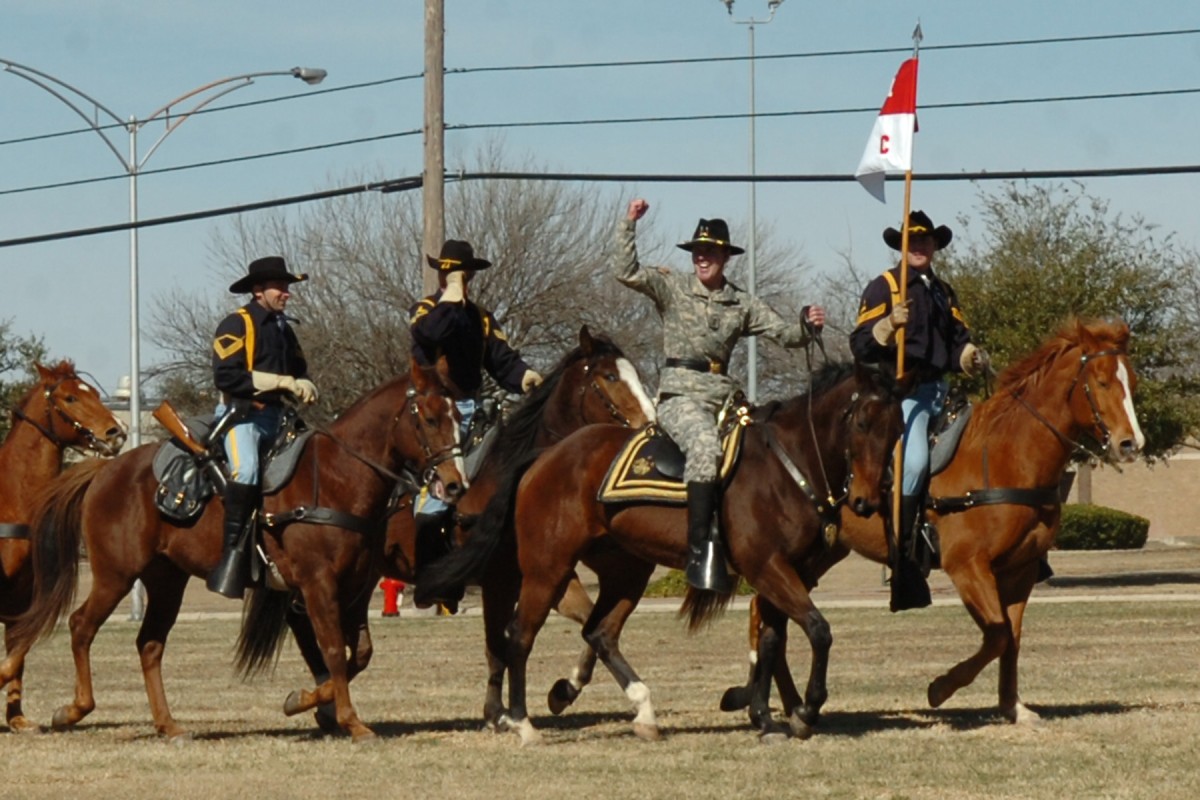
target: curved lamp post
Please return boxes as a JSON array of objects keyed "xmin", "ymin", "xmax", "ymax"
[
  {"xmin": 720, "ymin": 0, "xmax": 785, "ymax": 402},
  {"xmin": 0, "ymin": 59, "xmax": 327, "ymax": 447}
]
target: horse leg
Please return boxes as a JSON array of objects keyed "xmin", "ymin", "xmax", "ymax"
[
  {"xmin": 752, "ymin": 556, "xmax": 832, "ymax": 738},
  {"xmin": 51, "ymin": 578, "xmax": 129, "ymax": 731},
  {"xmin": 505, "ymin": 569, "xmax": 571, "ymax": 746},
  {"xmin": 719, "ymin": 594, "xmax": 762, "ymax": 713},
  {"xmin": 928, "ymin": 556, "xmax": 1013, "ymax": 711},
  {"xmin": 3, "ymin": 625, "xmax": 39, "ymax": 734},
  {"xmin": 283, "ymin": 606, "xmax": 339, "ymax": 733},
  {"xmin": 998, "ymin": 563, "xmax": 1040, "ymax": 725},
  {"xmin": 135, "ymin": 562, "xmax": 191, "ymax": 740},
  {"xmin": 478, "ymin": 566, "xmax": 521, "ymax": 730},
  {"xmin": 296, "ymin": 575, "xmax": 374, "ymax": 742},
  {"xmin": 547, "ymin": 571, "xmax": 599, "ymax": 716},
  {"xmin": 579, "ymin": 560, "xmax": 658, "ymax": 741}
]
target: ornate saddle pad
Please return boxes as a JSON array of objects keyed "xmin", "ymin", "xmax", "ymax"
[
  {"xmin": 598, "ymin": 420, "xmax": 748, "ymax": 506},
  {"xmin": 928, "ymin": 403, "xmax": 973, "ymax": 478},
  {"xmin": 151, "ymin": 415, "xmax": 314, "ymax": 523}
]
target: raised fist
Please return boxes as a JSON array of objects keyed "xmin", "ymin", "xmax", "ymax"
[{"xmin": 627, "ymin": 198, "xmax": 650, "ymax": 221}]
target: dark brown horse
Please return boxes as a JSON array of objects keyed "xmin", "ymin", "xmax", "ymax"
[
  {"xmin": 722, "ymin": 318, "xmax": 1145, "ymax": 734},
  {"xmin": 416, "ymin": 361, "xmax": 905, "ymax": 743},
  {"xmin": 280, "ymin": 326, "xmax": 656, "ymax": 730},
  {"xmin": 0, "ymin": 362, "xmax": 126, "ymax": 732},
  {"xmin": 3, "ymin": 362, "xmax": 463, "ymax": 741}
]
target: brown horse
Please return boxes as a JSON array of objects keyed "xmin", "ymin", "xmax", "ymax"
[
  {"xmin": 415, "ymin": 361, "xmax": 905, "ymax": 743},
  {"xmin": 0, "ymin": 362, "xmax": 126, "ymax": 732},
  {"xmin": 722, "ymin": 318, "xmax": 1145, "ymax": 733},
  {"xmin": 280, "ymin": 326, "xmax": 656, "ymax": 730},
  {"xmin": 3, "ymin": 362, "xmax": 463, "ymax": 741}
]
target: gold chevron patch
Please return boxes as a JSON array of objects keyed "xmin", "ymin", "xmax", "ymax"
[{"xmin": 213, "ymin": 334, "xmax": 245, "ymax": 360}]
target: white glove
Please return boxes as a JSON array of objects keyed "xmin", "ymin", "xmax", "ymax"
[
  {"xmin": 292, "ymin": 378, "xmax": 319, "ymax": 405},
  {"xmin": 440, "ymin": 270, "xmax": 465, "ymax": 304},
  {"xmin": 871, "ymin": 301, "xmax": 911, "ymax": 346},
  {"xmin": 960, "ymin": 343, "xmax": 987, "ymax": 377},
  {"xmin": 521, "ymin": 369, "xmax": 543, "ymax": 393}
]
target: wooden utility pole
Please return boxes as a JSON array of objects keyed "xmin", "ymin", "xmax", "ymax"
[{"xmin": 422, "ymin": 0, "xmax": 446, "ymax": 296}]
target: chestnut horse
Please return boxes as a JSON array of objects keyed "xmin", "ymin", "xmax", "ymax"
[
  {"xmin": 0, "ymin": 362, "xmax": 126, "ymax": 732},
  {"xmin": 416, "ymin": 361, "xmax": 904, "ymax": 743},
  {"xmin": 280, "ymin": 326, "xmax": 656, "ymax": 730},
  {"xmin": 722, "ymin": 318, "xmax": 1145, "ymax": 734},
  {"xmin": 4, "ymin": 363, "xmax": 463, "ymax": 741}
]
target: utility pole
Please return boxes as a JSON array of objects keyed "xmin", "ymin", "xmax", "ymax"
[{"xmin": 423, "ymin": 0, "xmax": 446, "ymax": 295}]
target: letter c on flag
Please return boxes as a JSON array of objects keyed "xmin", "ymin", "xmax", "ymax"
[{"xmin": 879, "ymin": 134, "xmax": 890, "ymax": 155}]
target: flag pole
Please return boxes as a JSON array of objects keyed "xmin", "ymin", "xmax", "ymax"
[{"xmin": 892, "ymin": 22, "xmax": 922, "ymax": 569}]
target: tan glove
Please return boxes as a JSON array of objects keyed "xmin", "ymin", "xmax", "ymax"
[
  {"xmin": 871, "ymin": 301, "xmax": 910, "ymax": 346},
  {"xmin": 251, "ymin": 372, "xmax": 318, "ymax": 404},
  {"xmin": 440, "ymin": 270, "xmax": 465, "ymax": 304},
  {"xmin": 960, "ymin": 343, "xmax": 987, "ymax": 377},
  {"xmin": 520, "ymin": 369, "xmax": 543, "ymax": 394}
]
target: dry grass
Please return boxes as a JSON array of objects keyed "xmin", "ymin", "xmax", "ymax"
[{"xmin": 4, "ymin": 592, "xmax": 1199, "ymax": 800}]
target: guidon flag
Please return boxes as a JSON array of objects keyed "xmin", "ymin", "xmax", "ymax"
[{"xmin": 854, "ymin": 58, "xmax": 919, "ymax": 203}]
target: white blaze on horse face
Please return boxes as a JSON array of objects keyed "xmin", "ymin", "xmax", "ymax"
[
  {"xmin": 1116, "ymin": 361, "xmax": 1146, "ymax": 452},
  {"xmin": 617, "ymin": 358, "xmax": 657, "ymax": 423}
]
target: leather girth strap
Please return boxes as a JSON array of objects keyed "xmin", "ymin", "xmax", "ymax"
[
  {"xmin": 928, "ymin": 486, "xmax": 1060, "ymax": 514},
  {"xmin": 261, "ymin": 506, "xmax": 378, "ymax": 535}
]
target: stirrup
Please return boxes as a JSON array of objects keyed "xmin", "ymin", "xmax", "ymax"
[{"xmin": 686, "ymin": 541, "xmax": 734, "ymax": 593}]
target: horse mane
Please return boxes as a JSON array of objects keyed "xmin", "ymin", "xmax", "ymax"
[
  {"xmin": 754, "ymin": 361, "xmax": 857, "ymax": 422},
  {"xmin": 995, "ymin": 317, "xmax": 1129, "ymax": 394},
  {"xmin": 9, "ymin": 360, "xmax": 80, "ymax": 425},
  {"xmin": 483, "ymin": 331, "xmax": 626, "ymax": 477}
]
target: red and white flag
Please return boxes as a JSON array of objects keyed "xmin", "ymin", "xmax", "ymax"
[{"xmin": 854, "ymin": 58, "xmax": 919, "ymax": 203}]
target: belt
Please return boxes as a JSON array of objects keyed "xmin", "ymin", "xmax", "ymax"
[{"xmin": 665, "ymin": 357, "xmax": 726, "ymax": 375}]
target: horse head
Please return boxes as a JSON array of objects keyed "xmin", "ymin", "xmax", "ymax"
[
  {"xmin": 844, "ymin": 361, "xmax": 907, "ymax": 516},
  {"xmin": 405, "ymin": 358, "xmax": 467, "ymax": 503},
  {"xmin": 563, "ymin": 325, "xmax": 656, "ymax": 429},
  {"xmin": 18, "ymin": 362, "xmax": 127, "ymax": 456},
  {"xmin": 1066, "ymin": 319, "xmax": 1145, "ymax": 463}
]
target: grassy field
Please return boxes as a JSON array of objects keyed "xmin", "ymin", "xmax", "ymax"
[{"xmin": 4, "ymin": 588, "xmax": 1199, "ymax": 800}]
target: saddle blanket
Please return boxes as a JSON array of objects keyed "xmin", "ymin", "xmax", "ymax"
[{"xmin": 597, "ymin": 422, "xmax": 747, "ymax": 506}]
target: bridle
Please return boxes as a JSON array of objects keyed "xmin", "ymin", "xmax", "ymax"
[
  {"xmin": 1012, "ymin": 347, "xmax": 1127, "ymax": 461},
  {"xmin": 400, "ymin": 385, "xmax": 465, "ymax": 485},
  {"xmin": 11, "ymin": 377, "xmax": 114, "ymax": 454},
  {"xmin": 579, "ymin": 360, "xmax": 638, "ymax": 428}
]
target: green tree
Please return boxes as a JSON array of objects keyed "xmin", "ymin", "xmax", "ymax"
[
  {"xmin": 939, "ymin": 181, "xmax": 1200, "ymax": 459},
  {"xmin": 0, "ymin": 320, "xmax": 49, "ymax": 439}
]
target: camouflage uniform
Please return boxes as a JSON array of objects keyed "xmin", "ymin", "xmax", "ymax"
[{"xmin": 614, "ymin": 216, "xmax": 813, "ymax": 481}]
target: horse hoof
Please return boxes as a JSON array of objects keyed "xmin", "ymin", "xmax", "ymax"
[
  {"xmin": 514, "ymin": 718, "xmax": 542, "ymax": 747},
  {"xmin": 927, "ymin": 678, "xmax": 951, "ymax": 708},
  {"xmin": 8, "ymin": 716, "xmax": 43, "ymax": 735},
  {"xmin": 1006, "ymin": 702, "xmax": 1043, "ymax": 726},
  {"xmin": 788, "ymin": 712, "xmax": 815, "ymax": 740},
  {"xmin": 632, "ymin": 722, "xmax": 661, "ymax": 742},
  {"xmin": 351, "ymin": 729, "xmax": 378, "ymax": 744},
  {"xmin": 547, "ymin": 679, "xmax": 578, "ymax": 716},
  {"xmin": 50, "ymin": 707, "xmax": 76, "ymax": 731},
  {"xmin": 168, "ymin": 731, "xmax": 194, "ymax": 746},
  {"xmin": 283, "ymin": 690, "xmax": 307, "ymax": 717},
  {"xmin": 719, "ymin": 685, "xmax": 751, "ymax": 712}
]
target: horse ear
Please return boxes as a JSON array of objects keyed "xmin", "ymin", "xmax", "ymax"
[
  {"xmin": 34, "ymin": 362, "xmax": 51, "ymax": 381},
  {"xmin": 410, "ymin": 358, "xmax": 430, "ymax": 393},
  {"xmin": 579, "ymin": 324, "xmax": 594, "ymax": 356}
]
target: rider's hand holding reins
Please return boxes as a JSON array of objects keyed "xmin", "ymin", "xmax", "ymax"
[
  {"xmin": 802, "ymin": 304, "xmax": 827, "ymax": 335},
  {"xmin": 871, "ymin": 300, "xmax": 911, "ymax": 346},
  {"xmin": 960, "ymin": 343, "xmax": 989, "ymax": 377},
  {"xmin": 252, "ymin": 372, "xmax": 319, "ymax": 405}
]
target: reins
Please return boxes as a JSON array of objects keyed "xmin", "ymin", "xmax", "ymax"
[{"xmin": 11, "ymin": 377, "xmax": 105, "ymax": 454}]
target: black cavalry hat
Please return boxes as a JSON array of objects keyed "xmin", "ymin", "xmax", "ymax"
[
  {"xmin": 228, "ymin": 256, "xmax": 308, "ymax": 294},
  {"xmin": 676, "ymin": 218, "xmax": 745, "ymax": 256},
  {"xmin": 426, "ymin": 239, "xmax": 492, "ymax": 273},
  {"xmin": 883, "ymin": 210, "xmax": 953, "ymax": 251}
]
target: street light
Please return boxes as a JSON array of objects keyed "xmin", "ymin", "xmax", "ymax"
[
  {"xmin": 0, "ymin": 59, "xmax": 327, "ymax": 447},
  {"xmin": 720, "ymin": 0, "xmax": 785, "ymax": 402}
]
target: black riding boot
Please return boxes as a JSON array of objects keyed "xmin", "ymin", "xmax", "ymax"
[
  {"xmin": 684, "ymin": 480, "xmax": 734, "ymax": 593},
  {"xmin": 890, "ymin": 495, "xmax": 932, "ymax": 612},
  {"xmin": 207, "ymin": 482, "xmax": 259, "ymax": 599},
  {"xmin": 414, "ymin": 509, "xmax": 463, "ymax": 614}
]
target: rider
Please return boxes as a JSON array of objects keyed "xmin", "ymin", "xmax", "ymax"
[
  {"xmin": 616, "ymin": 198, "xmax": 826, "ymax": 592},
  {"xmin": 849, "ymin": 210, "xmax": 982, "ymax": 611},
  {"xmin": 408, "ymin": 239, "xmax": 543, "ymax": 596},
  {"xmin": 207, "ymin": 255, "xmax": 319, "ymax": 599}
]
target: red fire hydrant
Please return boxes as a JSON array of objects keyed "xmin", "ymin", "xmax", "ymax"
[{"xmin": 380, "ymin": 578, "xmax": 405, "ymax": 617}]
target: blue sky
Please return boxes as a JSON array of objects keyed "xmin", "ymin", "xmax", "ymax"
[{"xmin": 3, "ymin": 1, "xmax": 1199, "ymax": 394}]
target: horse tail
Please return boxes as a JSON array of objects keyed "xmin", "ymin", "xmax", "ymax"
[
  {"xmin": 678, "ymin": 583, "xmax": 739, "ymax": 634},
  {"xmin": 10, "ymin": 459, "xmax": 106, "ymax": 646},
  {"xmin": 234, "ymin": 587, "xmax": 293, "ymax": 678},
  {"xmin": 413, "ymin": 450, "xmax": 541, "ymax": 607}
]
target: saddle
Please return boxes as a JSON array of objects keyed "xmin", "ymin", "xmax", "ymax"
[
  {"xmin": 152, "ymin": 410, "xmax": 314, "ymax": 524},
  {"xmin": 597, "ymin": 402, "xmax": 751, "ymax": 505}
]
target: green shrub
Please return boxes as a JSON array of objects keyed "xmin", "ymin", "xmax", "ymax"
[
  {"xmin": 644, "ymin": 570, "xmax": 754, "ymax": 597},
  {"xmin": 1057, "ymin": 504, "xmax": 1149, "ymax": 550}
]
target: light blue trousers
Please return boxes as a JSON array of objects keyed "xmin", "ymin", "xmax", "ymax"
[
  {"xmin": 215, "ymin": 403, "xmax": 282, "ymax": 486},
  {"xmin": 900, "ymin": 379, "xmax": 948, "ymax": 497}
]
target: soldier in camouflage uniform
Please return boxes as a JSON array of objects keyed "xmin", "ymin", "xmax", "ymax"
[{"xmin": 615, "ymin": 198, "xmax": 826, "ymax": 591}]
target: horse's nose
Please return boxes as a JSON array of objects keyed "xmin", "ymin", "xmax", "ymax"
[
  {"xmin": 443, "ymin": 480, "xmax": 464, "ymax": 503},
  {"xmin": 106, "ymin": 427, "xmax": 127, "ymax": 443},
  {"xmin": 1117, "ymin": 438, "xmax": 1140, "ymax": 462},
  {"xmin": 850, "ymin": 496, "xmax": 873, "ymax": 516}
]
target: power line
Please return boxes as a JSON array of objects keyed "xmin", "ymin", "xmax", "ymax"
[
  {"xmin": 5, "ymin": 164, "xmax": 1200, "ymax": 250},
  {"xmin": 4, "ymin": 83, "xmax": 1197, "ymax": 199}
]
